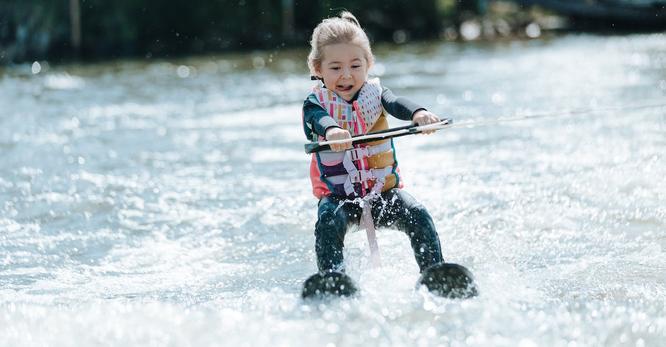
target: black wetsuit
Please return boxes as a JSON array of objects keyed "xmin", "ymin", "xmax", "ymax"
[
  {"xmin": 315, "ymin": 189, "xmax": 443, "ymax": 272},
  {"xmin": 303, "ymin": 86, "xmax": 444, "ymax": 273}
]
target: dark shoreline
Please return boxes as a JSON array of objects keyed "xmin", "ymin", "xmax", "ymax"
[{"xmin": 2, "ymin": 1, "xmax": 664, "ymax": 67}]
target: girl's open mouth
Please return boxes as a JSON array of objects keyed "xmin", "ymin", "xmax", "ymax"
[{"xmin": 337, "ymin": 85, "xmax": 354, "ymax": 92}]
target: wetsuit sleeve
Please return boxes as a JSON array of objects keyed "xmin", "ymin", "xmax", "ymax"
[
  {"xmin": 303, "ymin": 98, "xmax": 340, "ymax": 140},
  {"xmin": 381, "ymin": 87, "xmax": 426, "ymax": 121}
]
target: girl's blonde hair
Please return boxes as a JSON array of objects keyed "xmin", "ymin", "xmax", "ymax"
[{"xmin": 307, "ymin": 11, "xmax": 374, "ymax": 76}]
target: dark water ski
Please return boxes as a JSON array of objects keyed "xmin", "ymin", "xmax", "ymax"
[
  {"xmin": 301, "ymin": 262, "xmax": 477, "ymax": 300},
  {"xmin": 301, "ymin": 271, "xmax": 358, "ymax": 299},
  {"xmin": 417, "ymin": 262, "xmax": 478, "ymax": 299}
]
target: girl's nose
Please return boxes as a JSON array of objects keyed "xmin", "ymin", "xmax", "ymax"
[{"xmin": 342, "ymin": 67, "xmax": 352, "ymax": 78}]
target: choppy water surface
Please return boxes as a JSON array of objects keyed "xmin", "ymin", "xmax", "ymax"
[{"xmin": 1, "ymin": 33, "xmax": 665, "ymax": 346}]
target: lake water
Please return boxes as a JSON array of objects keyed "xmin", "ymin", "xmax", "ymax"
[{"xmin": 1, "ymin": 33, "xmax": 665, "ymax": 346}]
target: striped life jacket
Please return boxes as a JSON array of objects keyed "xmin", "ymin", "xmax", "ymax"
[{"xmin": 306, "ymin": 78, "xmax": 402, "ymax": 199}]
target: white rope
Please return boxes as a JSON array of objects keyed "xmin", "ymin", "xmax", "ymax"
[{"xmin": 315, "ymin": 101, "xmax": 666, "ymax": 146}]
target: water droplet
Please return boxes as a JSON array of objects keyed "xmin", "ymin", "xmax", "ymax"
[
  {"xmin": 177, "ymin": 65, "xmax": 190, "ymax": 78},
  {"xmin": 392, "ymin": 30, "xmax": 408, "ymax": 44},
  {"xmin": 31, "ymin": 61, "xmax": 41, "ymax": 74},
  {"xmin": 252, "ymin": 56, "xmax": 266, "ymax": 69},
  {"xmin": 460, "ymin": 20, "xmax": 481, "ymax": 41},
  {"xmin": 525, "ymin": 23, "xmax": 541, "ymax": 39}
]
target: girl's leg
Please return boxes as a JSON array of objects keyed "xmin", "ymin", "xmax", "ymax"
[
  {"xmin": 314, "ymin": 196, "xmax": 360, "ymax": 272},
  {"xmin": 373, "ymin": 189, "xmax": 443, "ymax": 272}
]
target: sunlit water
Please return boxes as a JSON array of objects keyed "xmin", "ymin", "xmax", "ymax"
[{"xmin": 1, "ymin": 33, "xmax": 665, "ymax": 346}]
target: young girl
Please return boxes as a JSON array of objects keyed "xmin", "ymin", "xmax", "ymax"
[{"xmin": 301, "ymin": 11, "xmax": 476, "ymax": 299}]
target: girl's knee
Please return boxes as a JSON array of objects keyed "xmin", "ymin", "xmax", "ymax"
[
  {"xmin": 315, "ymin": 209, "xmax": 346, "ymax": 240},
  {"xmin": 406, "ymin": 204, "xmax": 433, "ymax": 225}
]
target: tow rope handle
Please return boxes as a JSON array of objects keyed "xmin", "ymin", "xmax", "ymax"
[{"xmin": 304, "ymin": 119, "xmax": 453, "ymax": 154}]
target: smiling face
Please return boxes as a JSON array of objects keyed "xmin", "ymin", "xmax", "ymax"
[{"xmin": 315, "ymin": 43, "xmax": 371, "ymax": 101}]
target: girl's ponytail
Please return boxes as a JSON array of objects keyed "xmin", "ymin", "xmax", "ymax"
[{"xmin": 339, "ymin": 11, "xmax": 361, "ymax": 27}]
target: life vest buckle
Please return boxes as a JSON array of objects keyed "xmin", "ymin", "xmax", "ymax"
[
  {"xmin": 350, "ymin": 169, "xmax": 375, "ymax": 184},
  {"xmin": 348, "ymin": 147, "xmax": 370, "ymax": 161}
]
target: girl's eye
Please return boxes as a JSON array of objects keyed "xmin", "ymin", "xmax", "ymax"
[{"xmin": 352, "ymin": 65, "xmax": 361, "ymax": 69}]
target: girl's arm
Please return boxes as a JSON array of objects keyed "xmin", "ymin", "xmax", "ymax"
[
  {"xmin": 302, "ymin": 99, "xmax": 340, "ymax": 140},
  {"xmin": 382, "ymin": 87, "xmax": 441, "ymax": 134},
  {"xmin": 380, "ymin": 87, "xmax": 426, "ymax": 121},
  {"xmin": 303, "ymin": 99, "xmax": 352, "ymax": 151}
]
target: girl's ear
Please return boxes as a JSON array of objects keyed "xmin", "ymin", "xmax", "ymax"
[
  {"xmin": 311, "ymin": 68, "xmax": 324, "ymax": 82},
  {"xmin": 311, "ymin": 66, "xmax": 323, "ymax": 81}
]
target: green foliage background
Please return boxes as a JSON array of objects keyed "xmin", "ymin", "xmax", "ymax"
[{"xmin": 0, "ymin": 0, "xmax": 476, "ymax": 63}]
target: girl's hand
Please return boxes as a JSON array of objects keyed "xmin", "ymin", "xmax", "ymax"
[
  {"xmin": 325, "ymin": 127, "xmax": 352, "ymax": 152},
  {"xmin": 412, "ymin": 110, "xmax": 440, "ymax": 134}
]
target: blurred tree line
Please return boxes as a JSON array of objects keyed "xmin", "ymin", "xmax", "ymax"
[{"xmin": 0, "ymin": 0, "xmax": 486, "ymax": 64}]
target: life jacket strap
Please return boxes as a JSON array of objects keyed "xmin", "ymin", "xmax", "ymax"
[
  {"xmin": 326, "ymin": 166, "xmax": 394, "ymax": 186},
  {"xmin": 339, "ymin": 166, "xmax": 393, "ymax": 196},
  {"xmin": 342, "ymin": 151, "xmax": 359, "ymax": 196},
  {"xmin": 359, "ymin": 174, "xmax": 387, "ymax": 268},
  {"xmin": 348, "ymin": 141, "xmax": 392, "ymax": 161},
  {"xmin": 348, "ymin": 166, "xmax": 394, "ymax": 185}
]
